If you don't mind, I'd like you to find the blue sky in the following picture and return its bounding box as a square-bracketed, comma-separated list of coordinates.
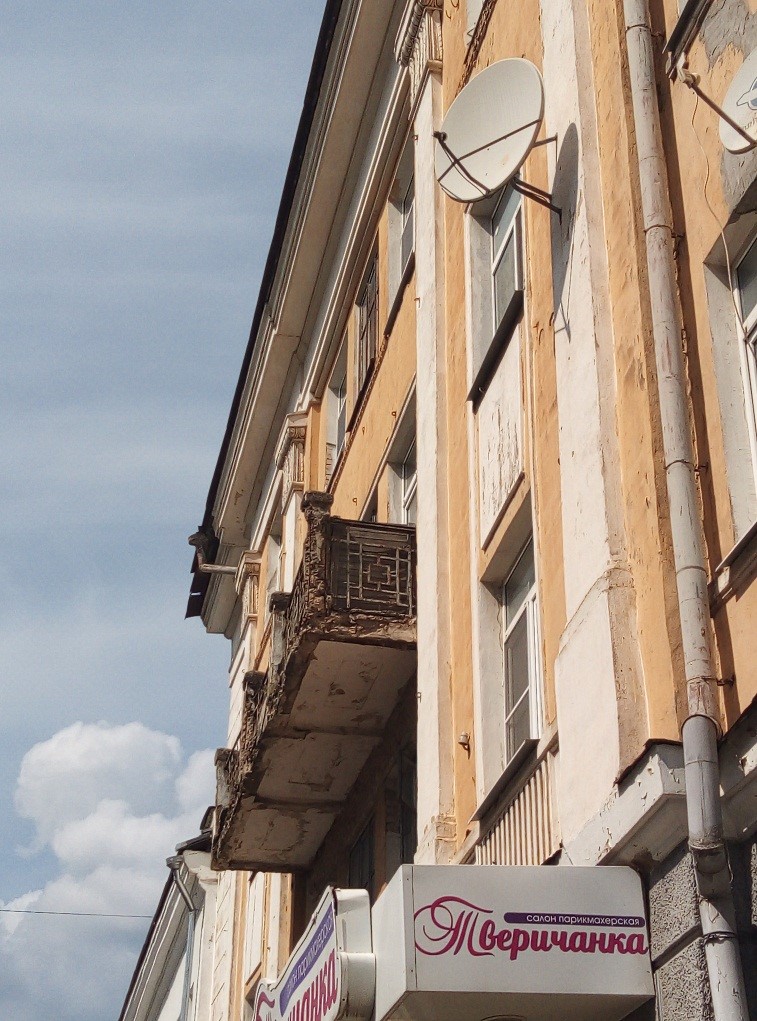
[0, 3, 324, 1017]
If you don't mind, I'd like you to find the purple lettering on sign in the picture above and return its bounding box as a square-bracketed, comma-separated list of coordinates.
[505, 912, 645, 928]
[280, 906, 335, 1014]
[413, 896, 648, 961]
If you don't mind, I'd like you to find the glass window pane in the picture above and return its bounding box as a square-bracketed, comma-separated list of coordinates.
[337, 375, 347, 451]
[737, 239, 757, 322]
[349, 820, 375, 897]
[505, 612, 530, 710]
[400, 749, 417, 865]
[493, 232, 516, 327]
[402, 175, 414, 216]
[504, 541, 535, 626]
[506, 692, 531, 762]
[402, 439, 416, 476]
[491, 186, 519, 251]
[401, 202, 414, 270]
[404, 491, 417, 525]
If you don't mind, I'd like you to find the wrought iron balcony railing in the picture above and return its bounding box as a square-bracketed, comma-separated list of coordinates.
[212, 492, 417, 871]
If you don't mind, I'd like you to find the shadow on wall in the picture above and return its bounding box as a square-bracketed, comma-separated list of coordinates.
[550, 122, 579, 342]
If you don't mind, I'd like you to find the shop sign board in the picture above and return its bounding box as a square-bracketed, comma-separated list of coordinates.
[372, 865, 654, 1021]
[253, 888, 374, 1021]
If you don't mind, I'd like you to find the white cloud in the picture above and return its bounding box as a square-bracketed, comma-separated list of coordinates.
[51, 800, 192, 875]
[0, 891, 42, 937]
[1, 722, 214, 1021]
[15, 721, 182, 847]
[176, 748, 216, 815]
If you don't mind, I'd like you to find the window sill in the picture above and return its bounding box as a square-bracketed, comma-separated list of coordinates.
[664, 0, 711, 73]
[470, 738, 538, 823]
[710, 518, 757, 611]
[468, 288, 524, 406]
[385, 252, 415, 341]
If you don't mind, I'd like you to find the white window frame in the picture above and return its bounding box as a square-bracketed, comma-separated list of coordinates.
[490, 186, 524, 337]
[400, 174, 415, 277]
[264, 526, 283, 620]
[326, 339, 348, 485]
[243, 873, 266, 986]
[466, 186, 524, 401]
[400, 438, 417, 525]
[501, 539, 543, 767]
[387, 138, 416, 316]
[356, 254, 378, 397]
[733, 241, 757, 485]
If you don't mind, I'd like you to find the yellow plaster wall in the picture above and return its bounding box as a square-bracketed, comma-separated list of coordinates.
[442, 0, 477, 841]
[655, 0, 757, 722]
[330, 263, 417, 518]
[579, 0, 684, 748]
[442, 0, 566, 839]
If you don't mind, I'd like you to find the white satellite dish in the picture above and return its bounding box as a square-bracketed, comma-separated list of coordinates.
[434, 58, 545, 203]
[720, 48, 757, 153]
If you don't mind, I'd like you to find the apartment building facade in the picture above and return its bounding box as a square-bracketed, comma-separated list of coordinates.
[178, 2, 757, 1021]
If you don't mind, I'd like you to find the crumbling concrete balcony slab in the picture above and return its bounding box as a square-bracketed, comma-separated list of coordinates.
[213, 492, 417, 871]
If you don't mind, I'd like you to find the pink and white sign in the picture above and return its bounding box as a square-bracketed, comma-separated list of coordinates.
[253, 888, 373, 1021]
[414, 895, 648, 960]
[372, 865, 654, 1021]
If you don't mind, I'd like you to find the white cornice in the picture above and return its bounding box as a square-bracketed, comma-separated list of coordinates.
[211, 0, 402, 555]
[120, 883, 187, 1021]
[299, 63, 410, 406]
[395, 0, 443, 66]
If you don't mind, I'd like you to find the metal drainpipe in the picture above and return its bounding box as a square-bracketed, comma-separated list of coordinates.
[167, 856, 197, 1021]
[621, 2, 748, 1018]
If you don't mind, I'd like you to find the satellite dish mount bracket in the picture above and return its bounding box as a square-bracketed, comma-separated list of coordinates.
[679, 66, 757, 151]
[512, 175, 562, 221]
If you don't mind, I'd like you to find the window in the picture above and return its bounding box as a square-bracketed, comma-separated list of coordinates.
[326, 339, 348, 485]
[348, 819, 375, 898]
[502, 539, 542, 765]
[491, 186, 523, 339]
[387, 141, 415, 332]
[734, 238, 757, 482]
[400, 175, 414, 276]
[399, 748, 417, 865]
[243, 873, 266, 985]
[400, 439, 417, 525]
[264, 524, 282, 619]
[387, 411, 417, 526]
[703, 233, 757, 543]
[467, 186, 523, 401]
[356, 255, 378, 396]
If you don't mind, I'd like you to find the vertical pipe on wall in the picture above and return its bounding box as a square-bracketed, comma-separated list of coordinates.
[621, 2, 748, 1018]
[167, 857, 197, 1021]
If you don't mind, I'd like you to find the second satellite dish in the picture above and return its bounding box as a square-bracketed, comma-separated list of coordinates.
[720, 48, 757, 153]
[435, 58, 544, 203]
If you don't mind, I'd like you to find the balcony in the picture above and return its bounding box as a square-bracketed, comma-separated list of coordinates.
[214, 492, 417, 871]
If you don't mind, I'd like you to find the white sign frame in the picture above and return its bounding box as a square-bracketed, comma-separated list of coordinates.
[372, 865, 654, 1021]
[253, 888, 374, 1021]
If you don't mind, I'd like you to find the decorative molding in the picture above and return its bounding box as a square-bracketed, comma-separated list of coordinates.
[460, 0, 497, 91]
[235, 552, 260, 623]
[275, 412, 307, 507]
[395, 1, 443, 109]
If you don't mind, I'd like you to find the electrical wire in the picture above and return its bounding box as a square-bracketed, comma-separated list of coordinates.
[0, 908, 152, 919]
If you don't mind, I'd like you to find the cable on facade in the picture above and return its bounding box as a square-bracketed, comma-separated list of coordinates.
[0, 908, 152, 919]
